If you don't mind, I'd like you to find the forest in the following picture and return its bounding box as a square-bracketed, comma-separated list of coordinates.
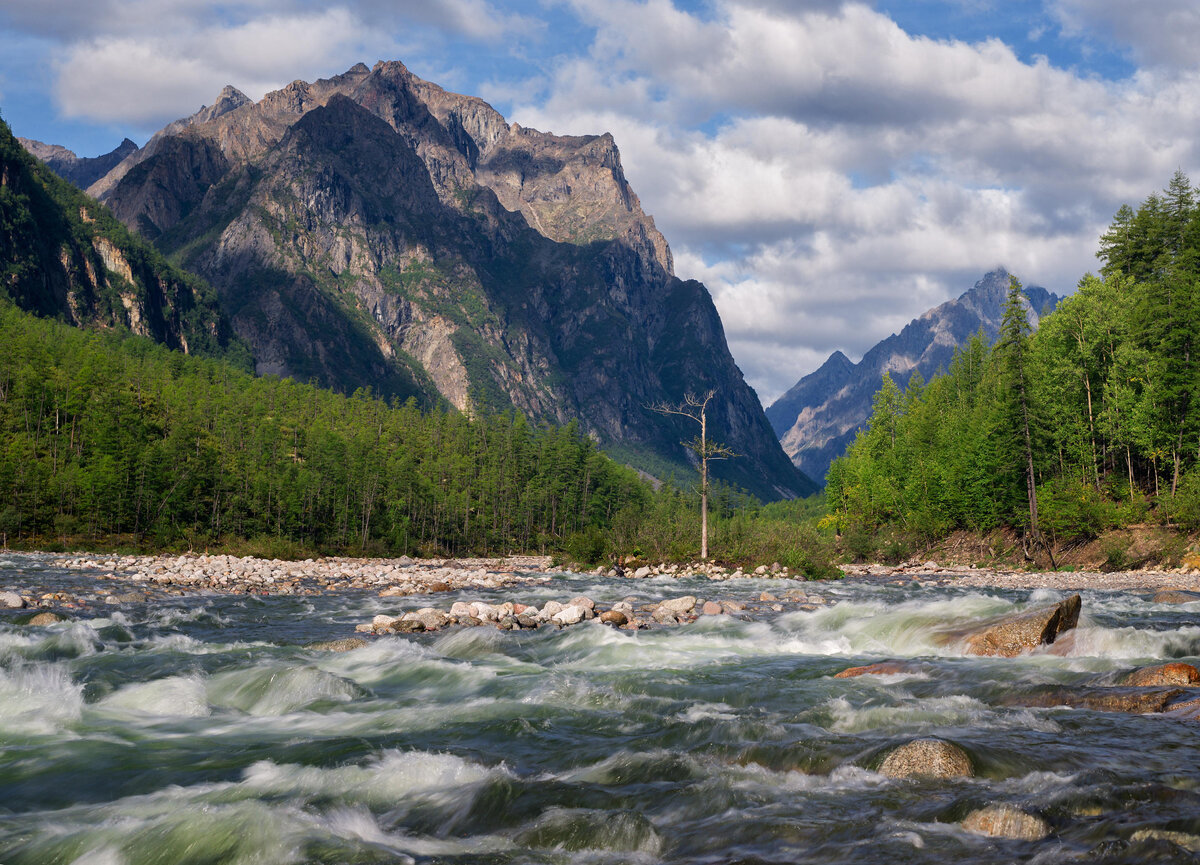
[826, 171, 1200, 555]
[0, 298, 837, 573]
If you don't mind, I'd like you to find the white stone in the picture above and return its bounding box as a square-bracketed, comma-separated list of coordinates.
[552, 605, 585, 625]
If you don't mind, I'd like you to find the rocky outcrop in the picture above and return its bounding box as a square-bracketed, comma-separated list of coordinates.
[954, 595, 1081, 657]
[81, 60, 813, 499]
[878, 738, 973, 779]
[768, 269, 1060, 484]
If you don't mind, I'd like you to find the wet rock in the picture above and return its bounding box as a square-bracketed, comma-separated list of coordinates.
[1123, 662, 1200, 687]
[1012, 686, 1186, 714]
[958, 594, 1081, 657]
[651, 607, 679, 624]
[722, 600, 746, 613]
[878, 738, 973, 779]
[390, 620, 424, 633]
[568, 596, 595, 612]
[372, 614, 398, 629]
[0, 591, 24, 609]
[632, 566, 652, 579]
[308, 638, 368, 652]
[105, 592, 146, 604]
[759, 591, 778, 602]
[961, 804, 1050, 840]
[427, 581, 452, 593]
[1130, 829, 1200, 852]
[1153, 589, 1200, 604]
[26, 611, 67, 625]
[700, 601, 724, 616]
[600, 610, 628, 626]
[410, 609, 450, 630]
[379, 586, 408, 597]
[834, 660, 923, 678]
[541, 600, 566, 618]
[516, 613, 540, 628]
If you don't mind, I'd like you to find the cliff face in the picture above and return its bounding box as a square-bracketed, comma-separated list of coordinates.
[18, 136, 138, 191]
[768, 269, 1060, 485]
[82, 60, 813, 499]
[1, 118, 241, 361]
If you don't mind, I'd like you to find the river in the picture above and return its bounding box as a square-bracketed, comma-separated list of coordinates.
[2, 552, 1199, 864]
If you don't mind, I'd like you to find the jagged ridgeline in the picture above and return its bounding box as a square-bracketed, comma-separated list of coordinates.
[0, 117, 246, 365]
[826, 172, 1200, 543]
[0, 299, 653, 553]
[58, 60, 814, 501]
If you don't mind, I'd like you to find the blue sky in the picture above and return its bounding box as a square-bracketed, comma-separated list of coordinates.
[2, 0, 1199, 402]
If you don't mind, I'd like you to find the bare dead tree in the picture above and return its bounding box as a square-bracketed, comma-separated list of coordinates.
[648, 390, 738, 560]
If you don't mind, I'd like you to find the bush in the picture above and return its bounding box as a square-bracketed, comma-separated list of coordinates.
[563, 528, 608, 566]
[1166, 471, 1200, 531]
[1038, 478, 1112, 541]
[841, 525, 877, 562]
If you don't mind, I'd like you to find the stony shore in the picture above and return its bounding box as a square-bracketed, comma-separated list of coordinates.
[0, 551, 1197, 616]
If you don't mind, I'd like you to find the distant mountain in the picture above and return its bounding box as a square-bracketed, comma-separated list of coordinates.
[1, 118, 242, 361]
[767, 268, 1060, 485]
[18, 136, 139, 191]
[41, 60, 814, 500]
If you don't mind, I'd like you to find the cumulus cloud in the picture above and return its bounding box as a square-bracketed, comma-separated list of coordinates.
[5, 0, 534, 129]
[512, 0, 1200, 401]
[1053, 0, 1200, 72]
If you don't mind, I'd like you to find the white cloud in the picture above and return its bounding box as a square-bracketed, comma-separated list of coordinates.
[52, 8, 395, 125]
[511, 0, 1200, 402]
[1053, 0, 1200, 72]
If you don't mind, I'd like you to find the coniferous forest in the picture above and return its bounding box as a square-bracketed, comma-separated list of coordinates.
[827, 172, 1200, 550]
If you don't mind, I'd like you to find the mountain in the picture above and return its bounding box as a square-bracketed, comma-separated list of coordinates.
[767, 268, 1060, 485]
[18, 136, 139, 191]
[1, 118, 243, 361]
[64, 60, 814, 500]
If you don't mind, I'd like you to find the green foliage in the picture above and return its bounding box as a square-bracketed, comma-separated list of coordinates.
[828, 173, 1200, 543]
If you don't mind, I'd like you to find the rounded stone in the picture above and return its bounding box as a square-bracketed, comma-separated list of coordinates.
[26, 611, 66, 626]
[600, 610, 628, 626]
[1123, 662, 1200, 687]
[961, 804, 1050, 840]
[878, 738, 973, 779]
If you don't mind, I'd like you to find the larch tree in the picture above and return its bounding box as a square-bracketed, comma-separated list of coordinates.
[649, 390, 737, 560]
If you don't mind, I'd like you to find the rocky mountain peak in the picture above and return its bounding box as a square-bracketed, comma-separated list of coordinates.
[769, 268, 1062, 485]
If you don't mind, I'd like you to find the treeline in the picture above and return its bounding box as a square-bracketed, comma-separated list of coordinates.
[0, 299, 651, 555]
[0, 298, 838, 573]
[827, 172, 1200, 549]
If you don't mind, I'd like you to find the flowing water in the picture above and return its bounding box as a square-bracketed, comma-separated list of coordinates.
[2, 553, 1200, 864]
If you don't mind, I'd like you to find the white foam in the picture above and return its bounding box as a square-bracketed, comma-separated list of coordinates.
[97, 675, 210, 718]
[242, 749, 502, 806]
[824, 693, 1061, 734]
[0, 662, 83, 734]
[206, 665, 361, 716]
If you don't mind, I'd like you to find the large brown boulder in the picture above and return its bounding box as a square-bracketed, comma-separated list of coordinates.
[878, 738, 973, 779]
[1122, 662, 1200, 687]
[961, 804, 1050, 840]
[957, 595, 1081, 657]
[1152, 590, 1200, 604]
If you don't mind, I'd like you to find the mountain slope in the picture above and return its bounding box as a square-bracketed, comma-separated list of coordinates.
[1, 117, 244, 362]
[768, 268, 1060, 485]
[79, 60, 813, 500]
[18, 136, 139, 190]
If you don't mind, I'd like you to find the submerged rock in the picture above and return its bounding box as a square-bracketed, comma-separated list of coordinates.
[308, 638, 368, 652]
[957, 595, 1081, 657]
[1151, 590, 1200, 604]
[878, 738, 973, 779]
[1130, 829, 1200, 852]
[1123, 662, 1200, 687]
[961, 804, 1050, 840]
[1012, 687, 1186, 714]
[834, 661, 923, 679]
[26, 611, 66, 625]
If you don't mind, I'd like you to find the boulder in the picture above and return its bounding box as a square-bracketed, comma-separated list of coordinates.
[958, 595, 1081, 657]
[834, 661, 923, 679]
[541, 600, 566, 618]
[308, 638, 368, 652]
[633, 566, 653, 579]
[410, 609, 450, 630]
[26, 611, 66, 625]
[568, 596, 595, 611]
[878, 738, 973, 779]
[657, 596, 697, 615]
[961, 804, 1050, 840]
[701, 601, 724, 616]
[552, 605, 585, 626]
[0, 591, 25, 609]
[1122, 662, 1200, 687]
[600, 610, 628, 626]
[1130, 829, 1200, 852]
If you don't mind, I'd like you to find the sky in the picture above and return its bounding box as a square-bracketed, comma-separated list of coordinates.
[3, 0, 1200, 404]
